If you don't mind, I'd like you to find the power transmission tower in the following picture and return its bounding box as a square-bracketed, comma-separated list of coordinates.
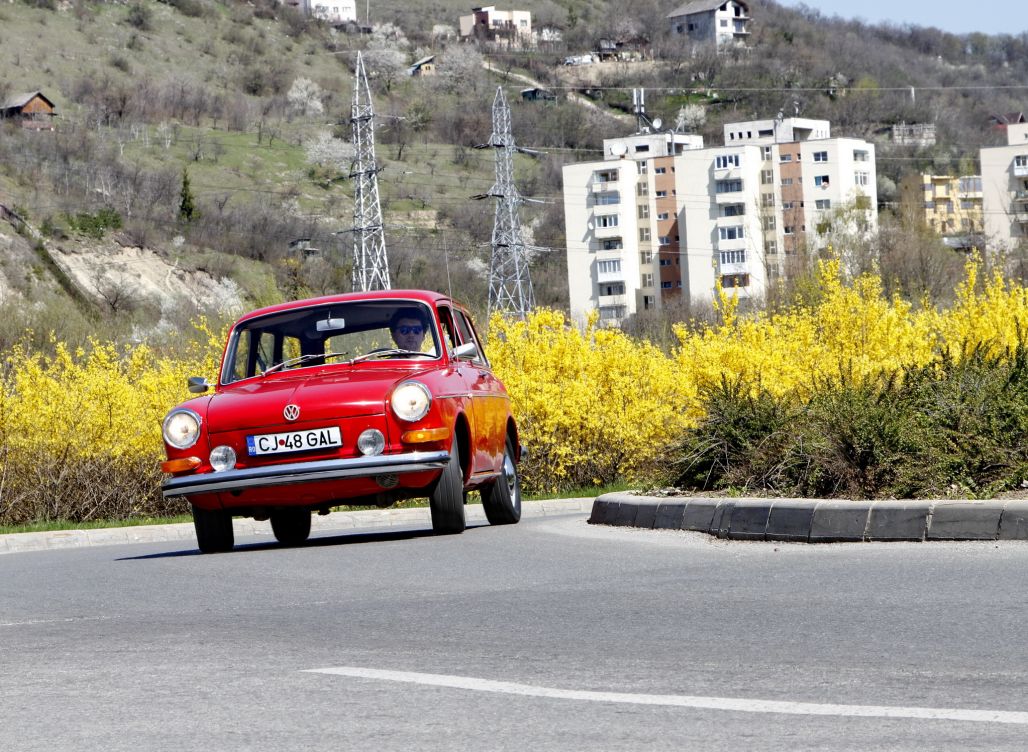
[350, 51, 390, 291]
[484, 86, 533, 317]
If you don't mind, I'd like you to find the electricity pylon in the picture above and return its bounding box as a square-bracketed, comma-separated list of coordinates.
[484, 86, 533, 318]
[350, 51, 390, 291]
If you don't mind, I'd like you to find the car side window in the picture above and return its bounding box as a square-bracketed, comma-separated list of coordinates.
[436, 305, 460, 352]
[453, 309, 488, 367]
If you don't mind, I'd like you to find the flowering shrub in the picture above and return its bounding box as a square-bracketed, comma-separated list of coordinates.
[5, 257, 1028, 524]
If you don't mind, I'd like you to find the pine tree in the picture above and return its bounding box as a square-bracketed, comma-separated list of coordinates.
[179, 168, 196, 222]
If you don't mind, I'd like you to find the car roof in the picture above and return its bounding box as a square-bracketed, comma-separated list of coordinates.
[233, 289, 459, 326]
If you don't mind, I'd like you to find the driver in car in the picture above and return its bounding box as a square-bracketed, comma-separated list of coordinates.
[389, 308, 429, 352]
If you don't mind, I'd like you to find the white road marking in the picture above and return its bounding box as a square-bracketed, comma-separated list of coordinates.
[304, 666, 1028, 725]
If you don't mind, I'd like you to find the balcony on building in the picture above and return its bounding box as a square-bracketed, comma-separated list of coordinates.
[598, 293, 628, 308]
[596, 268, 624, 285]
[1014, 157, 1028, 178]
[593, 220, 621, 239]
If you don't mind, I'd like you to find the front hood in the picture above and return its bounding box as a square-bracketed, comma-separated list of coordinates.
[206, 366, 428, 433]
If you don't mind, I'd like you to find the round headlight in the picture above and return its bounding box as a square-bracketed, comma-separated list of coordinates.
[390, 381, 432, 422]
[357, 429, 386, 456]
[209, 445, 237, 472]
[162, 409, 202, 449]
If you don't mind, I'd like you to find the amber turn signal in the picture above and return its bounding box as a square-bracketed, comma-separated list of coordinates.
[401, 427, 451, 443]
[161, 457, 202, 473]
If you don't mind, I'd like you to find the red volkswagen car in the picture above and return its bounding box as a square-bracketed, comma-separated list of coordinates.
[160, 290, 522, 553]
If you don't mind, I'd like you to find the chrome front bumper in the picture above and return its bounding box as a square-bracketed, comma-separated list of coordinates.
[162, 451, 450, 498]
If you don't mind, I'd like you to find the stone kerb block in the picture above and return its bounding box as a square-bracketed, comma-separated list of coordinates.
[680, 498, 718, 532]
[866, 500, 931, 541]
[809, 501, 872, 542]
[588, 496, 615, 525]
[653, 501, 687, 529]
[765, 500, 818, 542]
[611, 499, 641, 527]
[633, 501, 659, 529]
[999, 500, 1028, 540]
[927, 501, 1003, 540]
[709, 500, 735, 538]
[726, 499, 773, 540]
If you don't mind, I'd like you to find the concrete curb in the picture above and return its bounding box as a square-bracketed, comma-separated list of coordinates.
[0, 498, 594, 556]
[589, 493, 1028, 543]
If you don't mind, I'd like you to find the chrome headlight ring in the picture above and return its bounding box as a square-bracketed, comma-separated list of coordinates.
[162, 408, 203, 450]
[390, 381, 432, 423]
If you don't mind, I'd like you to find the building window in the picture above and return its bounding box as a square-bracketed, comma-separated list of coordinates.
[780, 154, 792, 163]
[853, 149, 869, 162]
[815, 199, 832, 210]
[762, 216, 776, 230]
[781, 177, 793, 186]
[598, 306, 626, 321]
[760, 169, 774, 185]
[595, 192, 620, 205]
[658, 235, 670, 245]
[599, 282, 626, 296]
[636, 183, 648, 196]
[642, 273, 653, 287]
[643, 295, 655, 310]
[661, 281, 673, 289]
[595, 169, 619, 182]
[657, 212, 669, 221]
[715, 154, 741, 169]
[761, 145, 772, 159]
[654, 167, 666, 174]
[715, 179, 743, 193]
[635, 144, 650, 153]
[597, 259, 622, 274]
[814, 175, 830, 187]
[719, 250, 747, 265]
[640, 250, 652, 263]
[813, 151, 829, 162]
[765, 240, 778, 255]
[659, 258, 672, 267]
[596, 214, 619, 228]
[721, 204, 745, 217]
[721, 273, 750, 288]
[761, 193, 775, 207]
[782, 201, 795, 209]
[959, 177, 982, 192]
[637, 161, 648, 175]
[601, 238, 623, 250]
[718, 226, 744, 240]
[638, 205, 649, 219]
[855, 171, 869, 186]
[655, 190, 667, 198]
[784, 225, 795, 235]
[1015, 156, 1028, 168]
[639, 228, 651, 242]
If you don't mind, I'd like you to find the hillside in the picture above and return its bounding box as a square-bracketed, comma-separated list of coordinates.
[1, 0, 1026, 349]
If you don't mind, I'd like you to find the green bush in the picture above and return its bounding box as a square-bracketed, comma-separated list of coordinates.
[66, 207, 123, 239]
[671, 344, 1028, 499]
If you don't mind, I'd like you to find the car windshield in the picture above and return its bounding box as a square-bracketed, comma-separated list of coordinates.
[221, 300, 440, 384]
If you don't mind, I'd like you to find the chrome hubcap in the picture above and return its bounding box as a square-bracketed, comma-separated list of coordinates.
[504, 452, 518, 499]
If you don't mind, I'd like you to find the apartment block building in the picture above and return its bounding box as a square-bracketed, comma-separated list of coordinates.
[921, 174, 984, 250]
[981, 123, 1028, 252]
[563, 118, 878, 325]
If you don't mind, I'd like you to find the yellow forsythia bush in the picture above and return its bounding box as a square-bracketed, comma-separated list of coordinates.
[5, 256, 1028, 522]
[0, 322, 221, 524]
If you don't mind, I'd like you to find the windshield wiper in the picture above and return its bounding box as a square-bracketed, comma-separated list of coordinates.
[261, 351, 349, 377]
[349, 349, 435, 364]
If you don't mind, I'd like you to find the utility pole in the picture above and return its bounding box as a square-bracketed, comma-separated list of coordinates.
[350, 51, 390, 291]
[483, 86, 533, 317]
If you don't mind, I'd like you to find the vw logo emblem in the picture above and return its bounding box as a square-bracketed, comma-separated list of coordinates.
[283, 404, 300, 421]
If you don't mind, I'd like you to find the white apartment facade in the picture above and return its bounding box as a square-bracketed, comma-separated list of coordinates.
[459, 7, 532, 42]
[304, 0, 357, 23]
[981, 122, 1028, 252]
[563, 118, 878, 326]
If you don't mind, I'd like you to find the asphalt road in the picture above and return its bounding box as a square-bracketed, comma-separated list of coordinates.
[2, 511, 1027, 751]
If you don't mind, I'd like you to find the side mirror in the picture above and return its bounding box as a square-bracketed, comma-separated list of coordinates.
[187, 376, 210, 394]
[452, 342, 479, 361]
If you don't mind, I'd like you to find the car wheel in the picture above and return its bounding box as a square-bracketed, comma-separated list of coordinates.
[271, 508, 312, 547]
[480, 437, 522, 526]
[430, 438, 466, 535]
[192, 505, 234, 554]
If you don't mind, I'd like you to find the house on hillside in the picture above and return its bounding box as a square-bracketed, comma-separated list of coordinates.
[520, 87, 555, 102]
[408, 56, 437, 77]
[300, 0, 357, 24]
[459, 6, 532, 46]
[0, 91, 57, 131]
[596, 36, 648, 62]
[668, 0, 750, 50]
[888, 123, 936, 147]
[989, 112, 1027, 134]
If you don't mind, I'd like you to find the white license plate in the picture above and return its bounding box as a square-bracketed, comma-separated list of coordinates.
[246, 426, 342, 456]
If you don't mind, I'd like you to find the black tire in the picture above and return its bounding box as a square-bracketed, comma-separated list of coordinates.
[271, 508, 312, 546]
[481, 437, 522, 526]
[430, 438, 466, 535]
[192, 505, 234, 554]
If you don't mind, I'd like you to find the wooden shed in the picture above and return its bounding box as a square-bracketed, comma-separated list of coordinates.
[1, 91, 57, 131]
